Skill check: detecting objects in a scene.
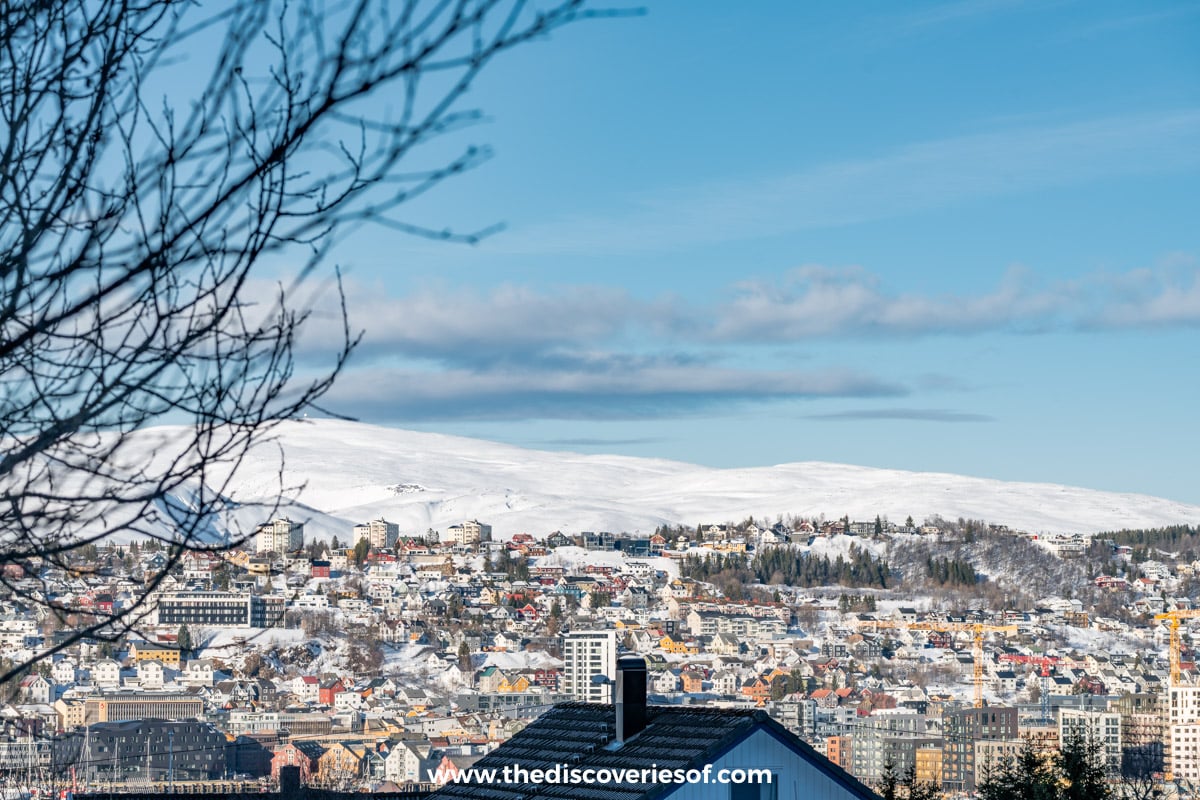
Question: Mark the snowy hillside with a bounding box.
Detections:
[122,419,1200,541]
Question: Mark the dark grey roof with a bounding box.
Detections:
[431,702,877,800]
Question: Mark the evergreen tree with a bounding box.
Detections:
[976,735,1110,800]
[353,537,370,566]
[176,625,192,654]
[878,757,899,800]
[1059,731,1111,800]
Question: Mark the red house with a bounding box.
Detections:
[271,741,325,781]
[319,677,345,705]
[533,668,559,688]
[311,560,331,579]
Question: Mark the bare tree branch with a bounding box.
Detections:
[0,0,622,686]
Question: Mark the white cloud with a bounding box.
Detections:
[321,362,904,421]
[262,259,1199,421]
[710,263,1200,342]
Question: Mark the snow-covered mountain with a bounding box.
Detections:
[145,418,1200,541]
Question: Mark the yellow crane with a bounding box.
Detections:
[1153,609,1200,782]
[1154,609,1200,687]
[858,619,1019,707]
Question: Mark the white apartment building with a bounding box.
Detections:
[1169,686,1200,780]
[1059,708,1122,772]
[255,517,304,554]
[562,630,617,702]
[354,518,400,549]
[447,519,492,546]
[1172,722,1200,782]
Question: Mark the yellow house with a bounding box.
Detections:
[54,698,86,730]
[246,558,272,576]
[128,640,182,668]
[497,675,531,693]
[659,635,699,655]
[318,742,365,782]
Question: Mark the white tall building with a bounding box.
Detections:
[1058,708,1122,772]
[1169,686,1200,781]
[353,518,400,549]
[562,630,617,702]
[447,519,492,546]
[255,517,304,554]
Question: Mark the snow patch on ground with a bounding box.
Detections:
[481,650,563,670]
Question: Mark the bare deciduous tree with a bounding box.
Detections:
[0,0,615,685]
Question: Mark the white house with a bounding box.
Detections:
[183,660,215,687]
[385,741,435,784]
[712,670,741,696]
[334,689,364,710]
[51,659,77,685]
[137,659,164,690]
[293,675,320,703]
[19,674,53,704]
[92,659,122,688]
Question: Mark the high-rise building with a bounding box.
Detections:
[1110,692,1163,776]
[353,518,400,549]
[1059,708,1122,773]
[255,517,304,554]
[941,705,1017,793]
[1169,686,1200,781]
[562,630,617,702]
[848,709,931,785]
[447,519,492,547]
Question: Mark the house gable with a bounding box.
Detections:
[428,702,878,800]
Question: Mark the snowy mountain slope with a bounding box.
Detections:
[124,418,1200,540]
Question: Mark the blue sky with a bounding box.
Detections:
[287,1,1200,504]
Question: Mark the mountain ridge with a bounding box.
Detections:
[144,418,1200,542]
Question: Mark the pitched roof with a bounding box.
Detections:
[430,702,877,800]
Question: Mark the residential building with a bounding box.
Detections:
[941,705,1018,793]
[256,517,304,554]
[354,518,400,549]
[1059,708,1122,773]
[914,746,942,786]
[447,520,492,547]
[385,740,435,784]
[848,709,930,785]
[128,639,182,668]
[1169,685,1200,781]
[155,590,285,628]
[561,630,617,703]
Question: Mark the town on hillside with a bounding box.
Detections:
[2,514,1199,797]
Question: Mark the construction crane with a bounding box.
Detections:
[1154,609,1200,687]
[1153,609,1200,783]
[858,619,1019,707]
[1032,657,1055,725]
